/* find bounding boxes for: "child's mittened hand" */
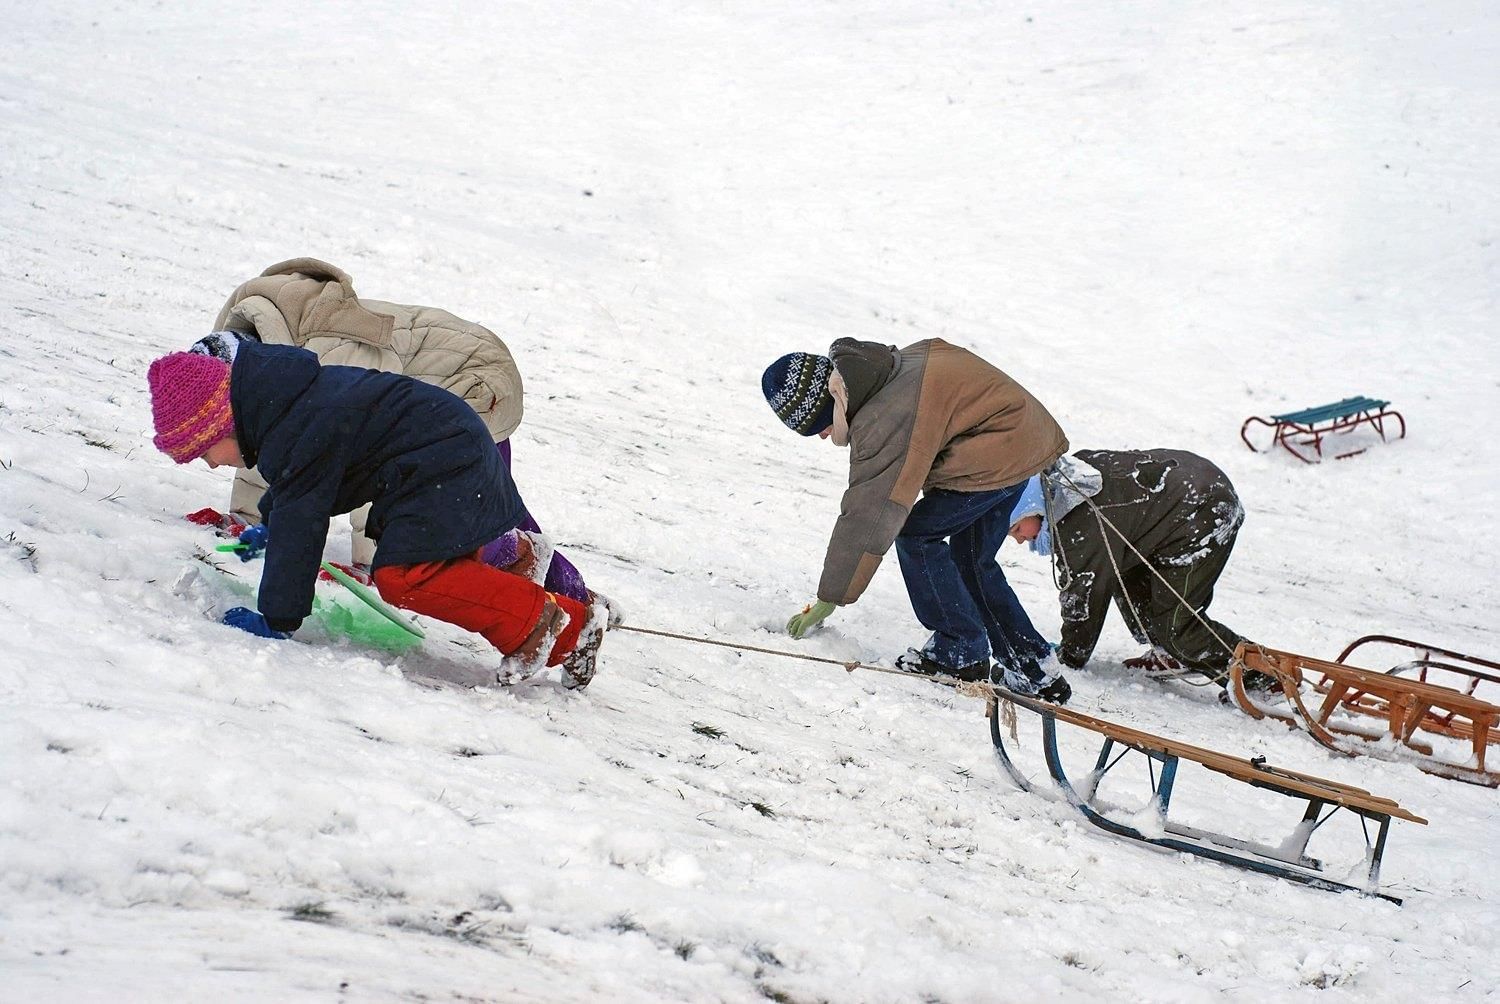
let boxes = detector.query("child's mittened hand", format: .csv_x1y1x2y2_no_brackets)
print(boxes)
498,530,553,586
236,525,269,561
223,606,292,639
786,600,836,639
501,531,538,579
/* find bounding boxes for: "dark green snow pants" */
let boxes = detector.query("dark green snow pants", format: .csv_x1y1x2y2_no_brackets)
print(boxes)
1112,540,1243,679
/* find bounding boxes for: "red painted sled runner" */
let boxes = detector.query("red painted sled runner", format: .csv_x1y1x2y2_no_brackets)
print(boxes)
1240,396,1405,463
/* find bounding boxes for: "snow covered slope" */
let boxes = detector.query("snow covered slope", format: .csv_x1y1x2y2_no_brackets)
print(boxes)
2,2,1497,1000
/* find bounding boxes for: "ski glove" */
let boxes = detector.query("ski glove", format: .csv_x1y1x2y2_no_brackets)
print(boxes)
787,600,836,639
235,524,268,562
223,606,292,640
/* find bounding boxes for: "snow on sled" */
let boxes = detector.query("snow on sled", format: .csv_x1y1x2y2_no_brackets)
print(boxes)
1228,640,1500,788
985,688,1425,903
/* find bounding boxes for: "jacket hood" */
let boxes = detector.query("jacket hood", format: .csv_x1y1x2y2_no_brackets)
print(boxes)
1044,454,1104,523
229,341,322,469
829,338,897,423
259,257,357,291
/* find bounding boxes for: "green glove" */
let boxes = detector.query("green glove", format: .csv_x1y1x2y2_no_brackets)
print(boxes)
787,600,836,639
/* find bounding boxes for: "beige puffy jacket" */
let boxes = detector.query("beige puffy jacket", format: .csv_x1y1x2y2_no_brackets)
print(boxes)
218,258,524,564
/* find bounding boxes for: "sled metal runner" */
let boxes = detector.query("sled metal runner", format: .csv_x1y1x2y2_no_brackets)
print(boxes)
1229,641,1500,787
986,688,1425,902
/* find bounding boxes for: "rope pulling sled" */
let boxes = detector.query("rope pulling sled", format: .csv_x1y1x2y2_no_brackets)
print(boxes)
615,467,1471,901
617,623,1425,903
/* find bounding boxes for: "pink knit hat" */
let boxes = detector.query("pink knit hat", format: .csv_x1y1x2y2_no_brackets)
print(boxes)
148,352,235,463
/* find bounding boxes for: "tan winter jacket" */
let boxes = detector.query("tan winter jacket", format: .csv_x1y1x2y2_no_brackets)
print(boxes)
217,258,524,564
818,338,1068,605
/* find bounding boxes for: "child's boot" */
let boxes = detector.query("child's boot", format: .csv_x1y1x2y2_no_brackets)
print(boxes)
560,599,608,690
498,595,570,683
587,589,625,628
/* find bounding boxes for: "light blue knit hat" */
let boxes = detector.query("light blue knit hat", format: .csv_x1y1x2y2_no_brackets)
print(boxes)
1010,475,1052,556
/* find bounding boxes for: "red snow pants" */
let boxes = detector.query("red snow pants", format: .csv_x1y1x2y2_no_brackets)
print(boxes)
372,550,586,666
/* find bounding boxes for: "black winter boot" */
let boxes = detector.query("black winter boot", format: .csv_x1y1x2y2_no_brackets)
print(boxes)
895,648,989,683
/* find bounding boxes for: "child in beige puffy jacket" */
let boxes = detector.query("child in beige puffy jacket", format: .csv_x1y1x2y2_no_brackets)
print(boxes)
186,258,598,610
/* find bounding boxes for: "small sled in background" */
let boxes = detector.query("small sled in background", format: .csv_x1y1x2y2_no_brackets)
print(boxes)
1229,640,1500,787
985,688,1424,901
1240,396,1405,463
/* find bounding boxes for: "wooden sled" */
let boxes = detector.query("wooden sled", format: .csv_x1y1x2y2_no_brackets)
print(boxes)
1229,642,1500,787
1335,634,1500,718
986,688,1425,902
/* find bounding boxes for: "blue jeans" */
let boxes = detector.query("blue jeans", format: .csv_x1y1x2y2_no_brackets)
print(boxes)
894,483,1050,671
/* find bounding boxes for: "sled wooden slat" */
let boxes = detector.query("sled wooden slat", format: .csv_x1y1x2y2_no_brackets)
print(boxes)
1230,642,1500,787
987,689,1424,902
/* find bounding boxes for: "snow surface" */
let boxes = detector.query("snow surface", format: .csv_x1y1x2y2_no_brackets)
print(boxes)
3,1,1499,1001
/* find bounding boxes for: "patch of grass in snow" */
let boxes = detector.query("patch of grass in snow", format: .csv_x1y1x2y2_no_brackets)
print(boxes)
609,913,644,934
388,910,523,950
5,532,38,571
1059,951,1099,972
691,722,725,740
445,915,496,946
1301,970,1357,990
434,790,492,828
745,801,776,818
286,901,337,925
750,944,782,967
191,547,234,574
674,940,695,960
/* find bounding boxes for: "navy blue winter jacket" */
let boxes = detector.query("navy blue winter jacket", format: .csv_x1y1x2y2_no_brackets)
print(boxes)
230,342,525,631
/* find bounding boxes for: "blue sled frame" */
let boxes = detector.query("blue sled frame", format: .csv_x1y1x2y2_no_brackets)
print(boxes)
987,690,1419,904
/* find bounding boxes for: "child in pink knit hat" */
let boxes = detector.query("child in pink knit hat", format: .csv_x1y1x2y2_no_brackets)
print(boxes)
148,353,239,465
146,344,606,689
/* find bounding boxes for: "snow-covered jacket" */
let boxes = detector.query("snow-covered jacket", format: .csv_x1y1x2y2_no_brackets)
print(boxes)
818,338,1068,605
1048,449,1243,668
231,342,524,632
215,258,524,564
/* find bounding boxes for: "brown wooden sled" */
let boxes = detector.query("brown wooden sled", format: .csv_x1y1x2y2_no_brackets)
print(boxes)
1229,641,1500,787
1334,635,1500,733
988,688,1426,901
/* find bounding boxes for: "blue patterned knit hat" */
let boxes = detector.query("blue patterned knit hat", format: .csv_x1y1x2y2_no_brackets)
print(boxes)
762,352,835,436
